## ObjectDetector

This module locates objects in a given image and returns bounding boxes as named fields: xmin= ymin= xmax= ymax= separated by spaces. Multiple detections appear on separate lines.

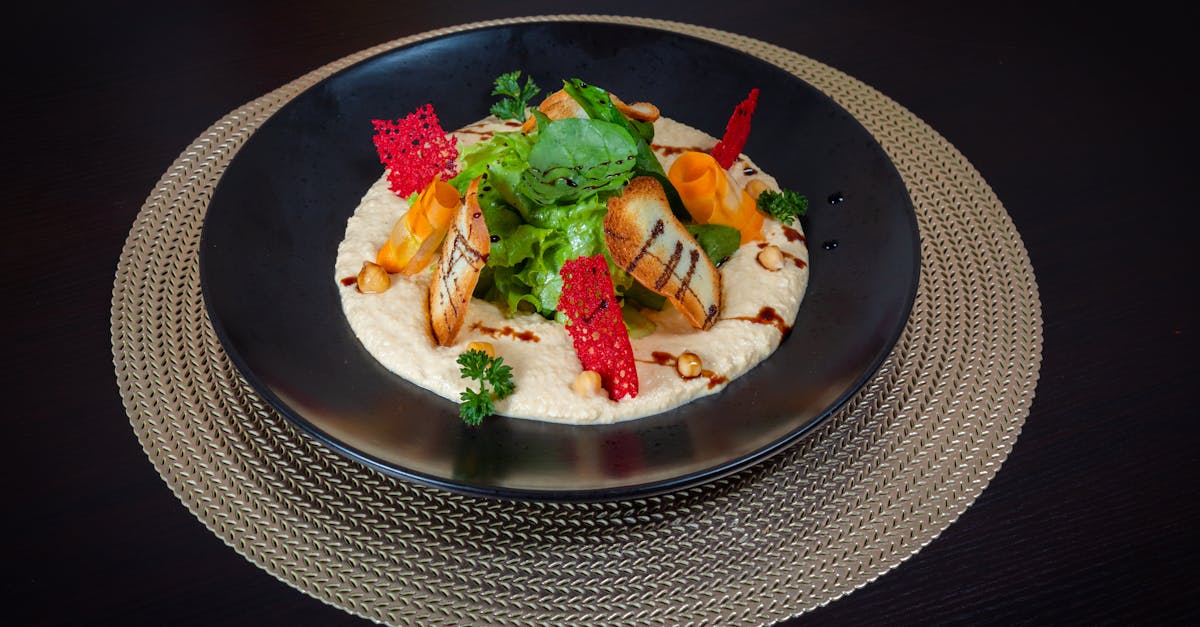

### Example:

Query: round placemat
xmin=111 ymin=15 xmax=1042 ymax=625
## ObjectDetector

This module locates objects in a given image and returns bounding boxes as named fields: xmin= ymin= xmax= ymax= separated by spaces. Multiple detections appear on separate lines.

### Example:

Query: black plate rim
xmin=198 ymin=19 xmax=921 ymax=502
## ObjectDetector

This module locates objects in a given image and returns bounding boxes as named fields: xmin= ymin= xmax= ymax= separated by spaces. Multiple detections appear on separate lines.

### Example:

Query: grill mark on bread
xmin=439 ymin=231 xmax=487 ymax=318
xmin=657 ymin=241 xmax=684 ymax=290
xmin=626 ymin=219 xmax=664 ymax=274
xmin=603 ymin=176 xmax=722 ymax=329
xmin=674 ymin=249 xmax=700 ymax=300
xmin=429 ymin=179 xmax=490 ymax=345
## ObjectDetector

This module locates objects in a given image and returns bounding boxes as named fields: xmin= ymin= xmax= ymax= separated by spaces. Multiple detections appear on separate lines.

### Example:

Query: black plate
xmin=199 ymin=21 xmax=919 ymax=501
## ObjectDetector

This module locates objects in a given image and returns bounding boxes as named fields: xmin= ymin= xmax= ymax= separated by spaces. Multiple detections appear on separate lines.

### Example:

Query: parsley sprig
xmin=757 ymin=188 xmax=809 ymax=224
xmin=489 ymin=71 xmax=541 ymax=122
xmin=456 ymin=349 xmax=516 ymax=425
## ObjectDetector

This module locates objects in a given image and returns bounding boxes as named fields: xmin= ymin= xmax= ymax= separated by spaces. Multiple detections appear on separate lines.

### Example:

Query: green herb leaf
xmin=456 ymin=349 xmax=491 ymax=381
xmin=487 ymin=357 xmax=515 ymax=399
xmin=686 ymin=223 xmax=742 ymax=266
xmin=757 ymin=188 xmax=809 ymax=224
xmin=458 ymin=386 xmax=493 ymax=426
xmin=489 ymin=71 xmax=541 ymax=122
xmin=455 ymin=349 xmax=517 ymax=425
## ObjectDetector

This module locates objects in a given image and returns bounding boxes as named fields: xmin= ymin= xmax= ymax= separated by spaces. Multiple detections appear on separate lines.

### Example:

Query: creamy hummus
xmin=335 ymin=116 xmax=809 ymax=424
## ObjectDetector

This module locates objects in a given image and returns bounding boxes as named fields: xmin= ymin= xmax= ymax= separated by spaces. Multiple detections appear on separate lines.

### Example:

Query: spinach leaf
xmin=517 ymin=118 xmax=638 ymax=205
xmin=686 ymin=223 xmax=742 ymax=266
xmin=562 ymin=78 xmax=691 ymax=220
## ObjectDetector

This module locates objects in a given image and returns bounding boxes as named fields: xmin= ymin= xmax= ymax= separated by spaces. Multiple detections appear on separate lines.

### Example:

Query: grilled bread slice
xmin=604 ymin=177 xmax=722 ymax=330
xmin=428 ymin=178 xmax=490 ymax=346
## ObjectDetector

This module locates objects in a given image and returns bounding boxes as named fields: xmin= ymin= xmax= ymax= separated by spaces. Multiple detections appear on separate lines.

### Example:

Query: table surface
xmin=7 ymin=1 xmax=1198 ymax=624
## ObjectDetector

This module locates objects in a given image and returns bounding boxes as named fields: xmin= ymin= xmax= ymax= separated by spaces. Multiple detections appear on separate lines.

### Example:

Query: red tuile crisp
xmin=371 ymin=104 xmax=459 ymax=198
xmin=709 ymin=88 xmax=760 ymax=170
xmin=558 ymin=255 xmax=639 ymax=401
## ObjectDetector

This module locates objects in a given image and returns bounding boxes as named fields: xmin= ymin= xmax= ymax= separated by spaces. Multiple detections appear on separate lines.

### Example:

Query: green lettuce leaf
xmin=448 ymin=131 xmax=534 ymax=193
xmin=517 ymin=118 xmax=638 ymax=205
xmin=562 ymin=78 xmax=691 ymax=220
xmin=451 ymin=81 xmax=694 ymax=329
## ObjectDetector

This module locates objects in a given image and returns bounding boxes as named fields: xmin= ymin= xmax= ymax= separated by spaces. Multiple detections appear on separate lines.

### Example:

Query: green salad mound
xmin=448 ymin=73 xmax=739 ymax=335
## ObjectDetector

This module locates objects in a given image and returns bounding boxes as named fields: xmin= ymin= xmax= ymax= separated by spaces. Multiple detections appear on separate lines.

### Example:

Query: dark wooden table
xmin=8 ymin=1 xmax=1197 ymax=624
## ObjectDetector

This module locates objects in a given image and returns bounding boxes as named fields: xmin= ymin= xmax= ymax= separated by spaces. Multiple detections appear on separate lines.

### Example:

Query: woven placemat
xmin=111 ymin=15 xmax=1042 ymax=625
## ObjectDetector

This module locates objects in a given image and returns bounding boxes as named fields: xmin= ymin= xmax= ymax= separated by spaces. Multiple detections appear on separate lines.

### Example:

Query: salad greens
xmin=519 ymin=117 xmax=638 ymax=205
xmin=452 ymin=73 xmax=742 ymax=326
xmin=562 ymin=79 xmax=690 ymax=221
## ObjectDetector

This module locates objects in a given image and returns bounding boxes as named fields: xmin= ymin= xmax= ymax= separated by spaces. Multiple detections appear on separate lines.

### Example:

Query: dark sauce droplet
xmin=822 ymin=240 xmax=839 ymax=250
xmin=827 ymin=191 xmax=844 ymax=205
xmin=470 ymin=321 xmax=540 ymax=343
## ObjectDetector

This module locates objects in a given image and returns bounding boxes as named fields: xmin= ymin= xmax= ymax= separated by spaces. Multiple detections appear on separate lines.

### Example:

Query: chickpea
xmin=757 ymin=245 xmax=784 ymax=271
xmin=745 ymin=179 xmax=770 ymax=201
xmin=356 ymin=261 xmax=390 ymax=293
xmin=572 ymin=370 xmax=603 ymax=397
xmin=676 ymin=352 xmax=703 ymax=378
xmin=466 ymin=341 xmax=495 ymax=358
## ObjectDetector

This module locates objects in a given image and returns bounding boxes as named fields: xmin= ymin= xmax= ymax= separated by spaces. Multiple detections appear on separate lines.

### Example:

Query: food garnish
xmin=429 ymin=178 xmax=491 ymax=346
xmin=756 ymin=188 xmax=810 ymax=225
xmin=710 ymin=88 xmax=760 ymax=170
xmin=456 ymin=348 xmax=515 ymax=425
xmin=558 ymin=254 xmax=639 ymax=400
xmin=376 ymin=177 xmax=462 ymax=275
xmin=667 ymin=151 xmax=764 ymax=244
xmin=604 ymin=177 xmax=722 ymax=330
xmin=489 ymin=71 xmax=542 ymax=122
xmin=372 ymin=104 xmax=459 ymax=199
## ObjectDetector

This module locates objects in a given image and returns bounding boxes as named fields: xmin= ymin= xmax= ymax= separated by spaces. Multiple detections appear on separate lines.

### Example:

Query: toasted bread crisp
xmin=604 ymin=177 xmax=722 ymax=330
xmin=521 ymin=89 xmax=660 ymax=131
xmin=609 ymin=93 xmax=660 ymax=122
xmin=428 ymin=178 xmax=490 ymax=345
